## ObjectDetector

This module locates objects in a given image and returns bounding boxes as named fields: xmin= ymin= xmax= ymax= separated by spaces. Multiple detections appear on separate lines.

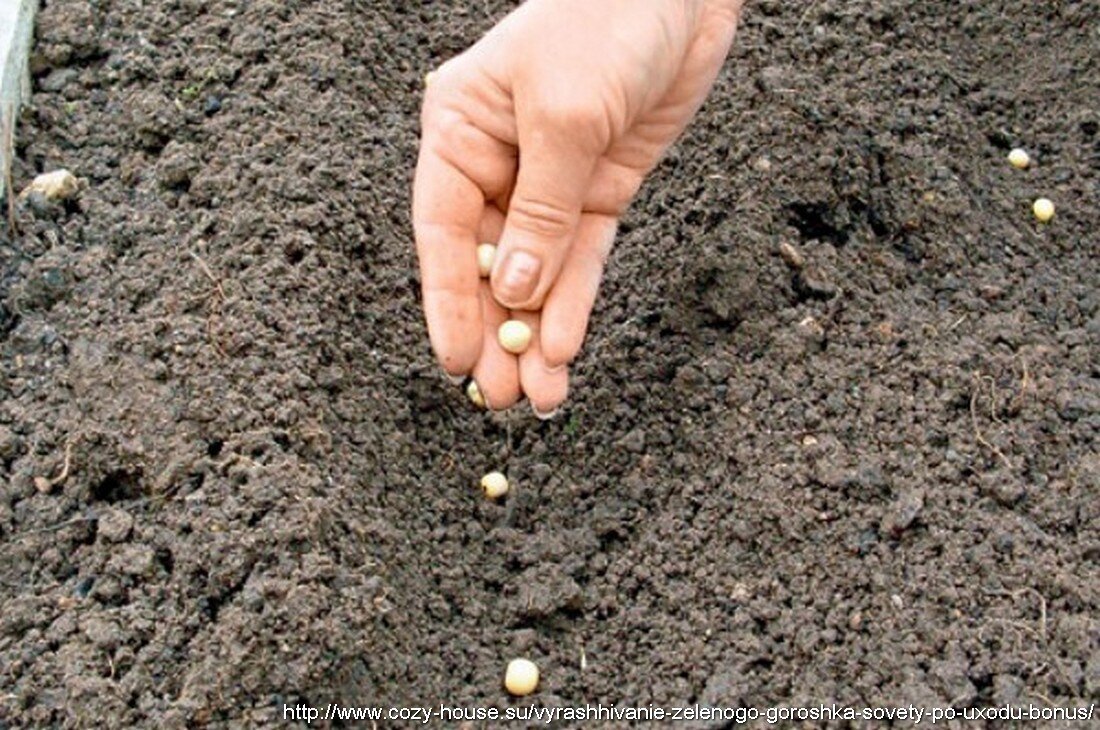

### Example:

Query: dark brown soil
xmin=2 ymin=0 xmax=1098 ymax=727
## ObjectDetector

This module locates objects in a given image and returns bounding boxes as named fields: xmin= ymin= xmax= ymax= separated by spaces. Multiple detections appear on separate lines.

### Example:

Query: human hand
xmin=413 ymin=0 xmax=743 ymax=415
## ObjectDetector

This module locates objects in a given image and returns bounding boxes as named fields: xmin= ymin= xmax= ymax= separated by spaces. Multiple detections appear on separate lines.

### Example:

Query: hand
xmin=413 ymin=0 xmax=743 ymax=415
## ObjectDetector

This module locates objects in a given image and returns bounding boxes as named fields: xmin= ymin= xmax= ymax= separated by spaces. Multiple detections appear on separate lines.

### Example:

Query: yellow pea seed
xmin=1007 ymin=148 xmax=1030 ymax=169
xmin=467 ymin=380 xmax=485 ymax=408
xmin=424 ymin=70 xmax=436 ymax=87
xmin=1033 ymin=197 xmax=1055 ymax=223
xmin=477 ymin=243 xmax=497 ymax=278
xmin=480 ymin=471 xmax=509 ymax=499
xmin=21 ymin=169 xmax=80 ymax=201
xmin=498 ymin=320 xmax=532 ymax=355
xmin=504 ymin=658 xmax=539 ymax=696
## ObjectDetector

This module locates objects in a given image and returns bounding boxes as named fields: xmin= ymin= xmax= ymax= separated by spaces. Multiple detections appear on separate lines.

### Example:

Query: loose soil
xmin=1 ymin=0 xmax=1097 ymax=727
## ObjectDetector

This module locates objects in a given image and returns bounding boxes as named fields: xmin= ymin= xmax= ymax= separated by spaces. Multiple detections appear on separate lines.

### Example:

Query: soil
xmin=1 ymin=0 xmax=1098 ymax=727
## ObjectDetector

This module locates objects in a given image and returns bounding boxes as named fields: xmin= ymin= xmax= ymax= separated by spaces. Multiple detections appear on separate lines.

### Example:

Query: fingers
xmin=540 ymin=213 xmax=617 ymax=368
xmin=469 ymin=204 xmax=521 ymax=409
xmin=412 ymin=144 xmax=484 ymax=378
xmin=514 ymin=310 xmax=570 ymax=417
xmin=490 ymin=106 xmax=605 ymax=311
xmin=416 ymin=53 xmax=516 ymax=379
xmin=472 ymin=281 xmax=522 ymax=410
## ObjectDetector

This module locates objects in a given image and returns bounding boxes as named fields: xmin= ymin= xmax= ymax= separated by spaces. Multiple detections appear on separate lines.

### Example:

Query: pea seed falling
xmin=504 ymin=658 xmax=539 ymax=696
xmin=480 ymin=471 xmax=508 ymax=499
xmin=498 ymin=320 xmax=532 ymax=354
xmin=466 ymin=380 xmax=486 ymax=408
xmin=1007 ymin=148 xmax=1030 ymax=169
xmin=1033 ymin=197 xmax=1055 ymax=223
xmin=477 ymin=243 xmax=497 ymax=278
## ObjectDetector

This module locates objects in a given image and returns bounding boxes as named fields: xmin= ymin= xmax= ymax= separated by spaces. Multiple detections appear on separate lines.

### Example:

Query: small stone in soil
xmin=40 ymin=68 xmax=78 ymax=92
xmin=74 ymin=576 xmax=95 ymax=597
xmin=795 ymin=265 xmax=838 ymax=299
xmin=97 ymin=508 xmax=134 ymax=543
xmin=23 ymin=190 xmax=60 ymax=218
xmin=797 ymin=316 xmax=826 ymax=349
xmin=0 ymin=425 xmax=22 ymax=460
xmin=778 ymin=241 xmax=805 ymax=269
xmin=880 ymin=487 xmax=925 ymax=537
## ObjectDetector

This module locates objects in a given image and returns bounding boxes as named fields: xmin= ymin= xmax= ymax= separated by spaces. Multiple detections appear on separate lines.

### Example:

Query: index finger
xmin=412 ymin=122 xmax=485 ymax=377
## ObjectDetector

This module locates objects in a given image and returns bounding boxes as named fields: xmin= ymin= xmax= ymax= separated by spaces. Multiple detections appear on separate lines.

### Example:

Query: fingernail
xmin=444 ymin=371 xmax=465 ymax=385
xmin=496 ymin=250 xmax=541 ymax=303
xmin=532 ymin=403 xmax=559 ymax=421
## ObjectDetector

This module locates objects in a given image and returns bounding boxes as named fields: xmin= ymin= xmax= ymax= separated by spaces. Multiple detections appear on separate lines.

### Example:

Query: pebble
xmin=778 ymin=241 xmax=805 ymax=269
xmin=795 ymin=264 xmax=838 ymax=299
xmin=74 ymin=576 xmax=95 ymax=598
xmin=111 ymin=544 xmax=156 ymax=577
xmin=23 ymin=191 xmax=59 ymax=219
xmin=40 ymin=68 xmax=79 ymax=93
xmin=796 ymin=315 xmax=826 ymax=348
xmin=81 ymin=616 xmax=123 ymax=649
xmin=97 ymin=508 xmax=134 ymax=543
xmin=619 ymin=428 xmax=646 ymax=453
xmin=880 ymin=488 xmax=925 ymax=537
xmin=0 ymin=426 xmax=22 ymax=460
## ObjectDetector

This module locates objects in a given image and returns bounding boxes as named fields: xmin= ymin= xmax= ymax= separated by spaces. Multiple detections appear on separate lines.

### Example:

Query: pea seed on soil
xmin=0 ymin=0 xmax=1097 ymax=725
xmin=480 ymin=471 xmax=508 ymax=499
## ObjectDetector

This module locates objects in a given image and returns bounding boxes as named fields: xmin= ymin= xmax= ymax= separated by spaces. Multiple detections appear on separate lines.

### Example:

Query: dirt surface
xmin=1 ymin=0 xmax=1098 ymax=727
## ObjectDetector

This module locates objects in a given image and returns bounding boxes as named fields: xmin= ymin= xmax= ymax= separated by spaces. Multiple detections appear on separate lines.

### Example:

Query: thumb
xmin=491 ymin=117 xmax=601 ymax=310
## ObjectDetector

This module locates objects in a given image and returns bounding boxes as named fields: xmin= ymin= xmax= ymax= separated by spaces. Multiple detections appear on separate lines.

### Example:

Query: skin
xmin=413 ymin=0 xmax=744 ymax=415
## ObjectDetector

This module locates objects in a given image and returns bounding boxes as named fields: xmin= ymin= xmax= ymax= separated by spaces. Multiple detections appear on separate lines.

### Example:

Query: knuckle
xmin=431 ymin=109 xmax=467 ymax=152
xmin=552 ymin=101 xmax=603 ymax=133
xmin=507 ymin=196 xmax=575 ymax=240
xmin=534 ymin=94 xmax=613 ymax=146
xmin=588 ymin=166 xmax=645 ymax=216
